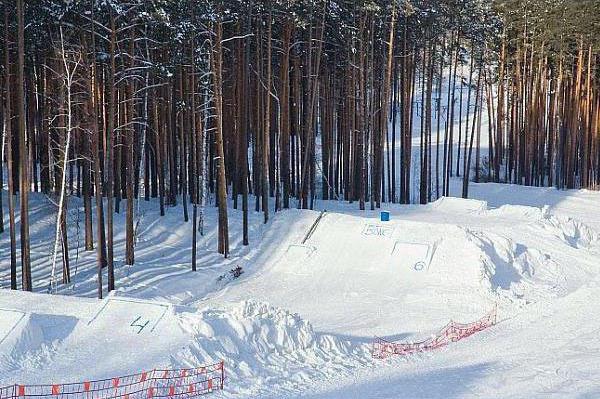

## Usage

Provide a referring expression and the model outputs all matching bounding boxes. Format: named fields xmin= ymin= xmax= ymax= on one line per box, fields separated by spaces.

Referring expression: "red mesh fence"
xmin=373 ymin=307 xmax=497 ymax=358
xmin=0 ymin=361 xmax=224 ymax=399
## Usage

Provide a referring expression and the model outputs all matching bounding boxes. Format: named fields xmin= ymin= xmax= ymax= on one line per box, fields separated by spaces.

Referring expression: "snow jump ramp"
xmin=0 ymin=309 xmax=27 ymax=347
xmin=87 ymin=297 xmax=171 ymax=335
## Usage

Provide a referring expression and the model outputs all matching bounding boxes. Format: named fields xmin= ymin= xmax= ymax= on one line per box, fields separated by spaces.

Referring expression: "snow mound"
xmin=466 ymin=230 xmax=569 ymax=304
xmin=173 ymin=300 xmax=370 ymax=397
xmin=539 ymin=214 xmax=600 ymax=250
xmin=484 ymin=204 xmax=546 ymax=221
xmin=0 ymin=313 xmax=77 ymax=374
xmin=431 ymin=197 xmax=488 ymax=213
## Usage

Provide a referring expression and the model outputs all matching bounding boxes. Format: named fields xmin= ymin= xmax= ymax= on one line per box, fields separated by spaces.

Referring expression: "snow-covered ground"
xmin=2 ymin=65 xmax=599 ymax=397
xmin=2 ymin=180 xmax=600 ymax=398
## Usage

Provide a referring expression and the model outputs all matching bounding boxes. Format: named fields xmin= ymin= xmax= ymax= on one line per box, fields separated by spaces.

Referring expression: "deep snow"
xmin=2 ymin=181 xmax=600 ymax=398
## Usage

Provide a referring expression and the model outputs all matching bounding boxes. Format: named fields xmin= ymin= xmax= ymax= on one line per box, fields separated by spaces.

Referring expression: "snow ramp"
xmin=220 ymin=209 xmax=493 ymax=338
xmin=0 ymin=310 xmax=78 ymax=376
xmin=87 ymin=297 xmax=171 ymax=335
xmin=0 ymin=309 xmax=27 ymax=348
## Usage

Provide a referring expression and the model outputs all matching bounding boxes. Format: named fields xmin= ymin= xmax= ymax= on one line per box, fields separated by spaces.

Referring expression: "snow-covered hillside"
xmin=2 ymin=183 xmax=600 ymax=398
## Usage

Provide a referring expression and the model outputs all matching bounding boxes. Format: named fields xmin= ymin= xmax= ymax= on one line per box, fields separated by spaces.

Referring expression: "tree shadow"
xmin=578 ymin=388 xmax=600 ymax=399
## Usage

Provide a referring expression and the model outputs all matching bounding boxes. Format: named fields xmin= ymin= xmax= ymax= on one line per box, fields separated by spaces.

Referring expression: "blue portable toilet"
xmin=380 ymin=211 xmax=390 ymax=222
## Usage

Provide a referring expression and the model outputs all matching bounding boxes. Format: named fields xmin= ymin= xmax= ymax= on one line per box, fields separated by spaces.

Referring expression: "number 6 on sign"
xmin=414 ymin=261 xmax=426 ymax=271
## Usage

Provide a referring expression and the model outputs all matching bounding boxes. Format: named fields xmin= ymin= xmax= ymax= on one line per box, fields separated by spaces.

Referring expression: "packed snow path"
xmin=2 ymin=183 xmax=600 ymax=397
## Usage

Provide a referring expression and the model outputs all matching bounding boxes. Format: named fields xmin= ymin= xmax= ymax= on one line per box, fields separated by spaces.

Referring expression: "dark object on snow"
xmin=302 ymin=210 xmax=327 ymax=244
xmin=217 ymin=266 xmax=244 ymax=282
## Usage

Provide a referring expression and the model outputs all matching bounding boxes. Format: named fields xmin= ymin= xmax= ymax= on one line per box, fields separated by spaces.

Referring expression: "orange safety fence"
xmin=372 ymin=307 xmax=497 ymax=358
xmin=0 ymin=361 xmax=224 ymax=399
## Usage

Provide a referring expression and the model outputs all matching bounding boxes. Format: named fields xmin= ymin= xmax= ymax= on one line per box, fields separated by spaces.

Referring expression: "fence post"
xmin=220 ymin=361 xmax=224 ymax=390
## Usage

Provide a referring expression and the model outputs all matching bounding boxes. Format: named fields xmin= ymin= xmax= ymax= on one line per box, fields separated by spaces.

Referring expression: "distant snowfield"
xmin=2 ymin=181 xmax=600 ymax=398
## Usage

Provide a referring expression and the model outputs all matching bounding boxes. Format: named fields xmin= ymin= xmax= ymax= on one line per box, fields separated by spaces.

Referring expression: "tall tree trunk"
xmin=262 ymin=7 xmax=272 ymax=223
xmin=212 ymin=18 xmax=229 ymax=257
xmin=463 ymin=58 xmax=483 ymax=198
xmin=280 ymin=21 xmax=292 ymax=210
xmin=125 ymin=30 xmax=135 ymax=266
xmin=105 ymin=14 xmax=117 ymax=295
xmin=5 ymin=9 xmax=17 ymax=289
xmin=17 ymin=0 xmax=32 ymax=291
xmin=299 ymin=4 xmax=325 ymax=209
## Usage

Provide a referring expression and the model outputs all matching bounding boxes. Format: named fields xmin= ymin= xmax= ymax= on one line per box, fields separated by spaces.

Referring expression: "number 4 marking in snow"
xmin=131 ymin=316 xmax=150 ymax=334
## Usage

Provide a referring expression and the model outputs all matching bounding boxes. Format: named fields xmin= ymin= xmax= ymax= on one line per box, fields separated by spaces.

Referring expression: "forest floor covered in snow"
xmin=2 ymin=181 xmax=600 ymax=398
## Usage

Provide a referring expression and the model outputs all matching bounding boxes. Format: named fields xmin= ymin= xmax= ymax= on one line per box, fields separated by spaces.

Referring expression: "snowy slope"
xmin=3 ymin=183 xmax=600 ymax=397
